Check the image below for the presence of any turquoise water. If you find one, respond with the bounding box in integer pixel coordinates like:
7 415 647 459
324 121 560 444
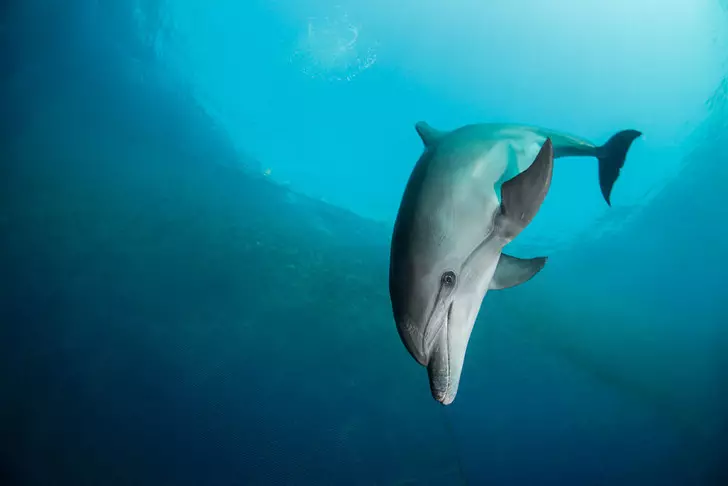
1 1 727 484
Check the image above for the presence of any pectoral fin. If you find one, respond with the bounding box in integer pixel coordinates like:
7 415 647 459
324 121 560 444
489 253 547 290
496 138 554 240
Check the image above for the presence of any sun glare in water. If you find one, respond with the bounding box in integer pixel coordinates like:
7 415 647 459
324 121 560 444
291 9 378 82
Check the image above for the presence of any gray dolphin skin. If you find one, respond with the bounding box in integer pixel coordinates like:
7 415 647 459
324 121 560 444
389 122 560 405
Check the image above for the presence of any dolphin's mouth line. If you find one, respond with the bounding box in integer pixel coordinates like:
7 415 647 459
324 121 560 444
444 301 453 398
421 279 443 355
422 299 445 360
425 300 454 404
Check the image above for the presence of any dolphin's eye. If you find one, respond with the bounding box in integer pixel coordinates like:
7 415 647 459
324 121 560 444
441 271 456 288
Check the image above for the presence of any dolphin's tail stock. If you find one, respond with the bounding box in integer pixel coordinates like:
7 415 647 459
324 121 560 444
596 129 642 206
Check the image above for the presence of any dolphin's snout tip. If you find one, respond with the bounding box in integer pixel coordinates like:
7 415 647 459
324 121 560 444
428 365 457 405
434 393 455 406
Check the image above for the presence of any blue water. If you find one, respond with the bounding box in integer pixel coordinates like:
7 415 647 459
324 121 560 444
1 1 727 485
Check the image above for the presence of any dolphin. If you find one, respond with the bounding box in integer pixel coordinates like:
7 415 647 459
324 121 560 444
389 122 561 405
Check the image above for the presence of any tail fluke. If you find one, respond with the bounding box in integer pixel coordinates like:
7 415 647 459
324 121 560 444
597 129 642 205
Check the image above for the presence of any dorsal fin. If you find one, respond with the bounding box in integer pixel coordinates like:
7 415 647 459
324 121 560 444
414 121 446 148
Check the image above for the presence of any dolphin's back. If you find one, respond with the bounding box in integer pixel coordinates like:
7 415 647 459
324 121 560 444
462 123 597 155
433 121 641 205
441 124 543 190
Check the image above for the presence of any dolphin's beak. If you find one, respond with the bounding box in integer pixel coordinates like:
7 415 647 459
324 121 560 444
427 321 457 405
425 302 474 405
